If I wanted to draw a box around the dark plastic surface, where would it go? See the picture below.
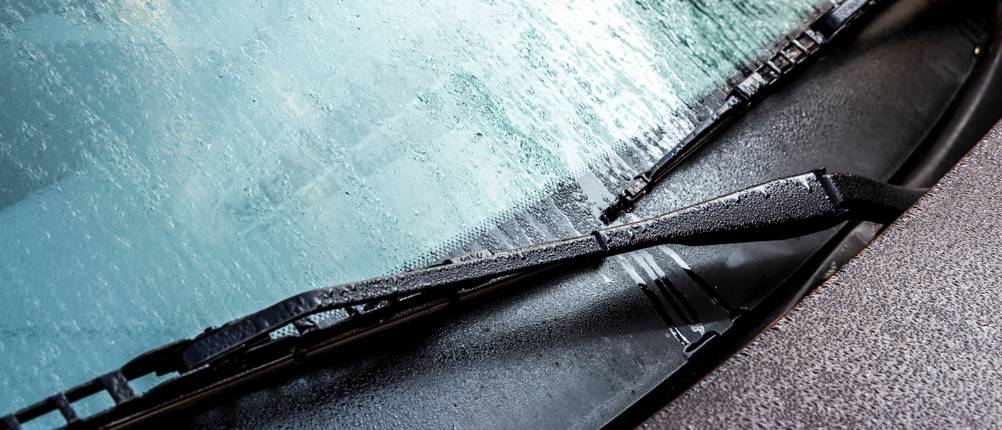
[69,0,991,428]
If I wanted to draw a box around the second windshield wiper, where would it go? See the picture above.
[600,0,879,223]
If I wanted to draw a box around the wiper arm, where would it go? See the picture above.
[180,170,920,370]
[2,170,923,429]
[600,0,879,223]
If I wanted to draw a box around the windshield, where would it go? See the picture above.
[1,0,818,414]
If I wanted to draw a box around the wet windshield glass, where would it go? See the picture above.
[1,0,818,412]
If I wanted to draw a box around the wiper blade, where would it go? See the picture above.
[600,0,879,223]
[2,170,923,429]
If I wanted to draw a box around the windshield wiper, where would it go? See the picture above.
[2,170,922,429]
[601,0,879,223]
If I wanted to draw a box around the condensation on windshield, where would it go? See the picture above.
[0,0,819,410]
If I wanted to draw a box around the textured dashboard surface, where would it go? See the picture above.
[642,122,1002,428]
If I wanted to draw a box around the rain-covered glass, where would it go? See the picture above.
[1,0,818,413]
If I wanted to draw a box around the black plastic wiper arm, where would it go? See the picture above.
[1,170,923,429]
[178,170,921,371]
[600,0,878,223]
